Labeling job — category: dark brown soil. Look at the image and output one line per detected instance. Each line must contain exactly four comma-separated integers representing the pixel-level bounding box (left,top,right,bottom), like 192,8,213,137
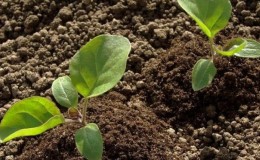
0,0,259,160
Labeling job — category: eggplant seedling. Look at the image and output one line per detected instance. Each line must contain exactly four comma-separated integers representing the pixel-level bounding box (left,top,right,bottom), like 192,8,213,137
0,35,131,160
177,0,260,91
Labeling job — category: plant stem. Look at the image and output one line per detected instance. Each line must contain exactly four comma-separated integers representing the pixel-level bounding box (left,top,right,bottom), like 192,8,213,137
82,98,88,125
209,38,216,61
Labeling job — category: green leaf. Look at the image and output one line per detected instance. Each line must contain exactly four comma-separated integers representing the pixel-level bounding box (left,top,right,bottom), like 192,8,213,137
177,0,231,38
69,34,131,98
215,38,247,56
192,59,217,91
0,96,64,143
52,76,78,108
234,39,260,58
75,123,103,160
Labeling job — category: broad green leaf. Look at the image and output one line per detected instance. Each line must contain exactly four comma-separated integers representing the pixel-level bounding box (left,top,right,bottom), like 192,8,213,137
0,96,64,143
192,59,217,91
177,0,231,38
75,123,103,160
69,34,131,98
215,38,247,56
234,39,260,58
52,76,78,108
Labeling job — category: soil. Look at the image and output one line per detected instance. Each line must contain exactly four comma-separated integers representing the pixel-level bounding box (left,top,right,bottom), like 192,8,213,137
0,0,259,160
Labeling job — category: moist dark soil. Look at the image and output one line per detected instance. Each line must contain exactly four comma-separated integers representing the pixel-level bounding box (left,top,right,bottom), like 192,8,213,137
0,0,260,160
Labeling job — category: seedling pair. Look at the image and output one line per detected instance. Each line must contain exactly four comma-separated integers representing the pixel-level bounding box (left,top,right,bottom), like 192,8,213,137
177,0,260,91
0,35,131,160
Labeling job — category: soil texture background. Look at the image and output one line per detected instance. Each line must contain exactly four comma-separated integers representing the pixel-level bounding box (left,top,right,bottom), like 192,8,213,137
0,0,260,160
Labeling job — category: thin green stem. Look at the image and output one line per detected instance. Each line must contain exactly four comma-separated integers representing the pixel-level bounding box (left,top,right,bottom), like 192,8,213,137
209,38,216,61
82,98,88,125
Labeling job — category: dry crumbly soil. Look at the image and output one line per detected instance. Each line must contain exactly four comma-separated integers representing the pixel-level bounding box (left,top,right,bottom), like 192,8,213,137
0,0,260,159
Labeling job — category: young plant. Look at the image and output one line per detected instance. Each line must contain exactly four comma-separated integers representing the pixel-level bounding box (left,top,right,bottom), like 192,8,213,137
177,0,260,91
0,35,131,160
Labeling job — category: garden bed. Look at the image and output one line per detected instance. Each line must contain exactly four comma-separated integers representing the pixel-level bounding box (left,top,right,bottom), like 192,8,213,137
0,0,259,159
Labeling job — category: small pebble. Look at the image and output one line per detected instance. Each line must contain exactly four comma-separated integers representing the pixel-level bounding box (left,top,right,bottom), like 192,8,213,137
240,149,247,156
166,128,175,135
136,81,145,89
240,117,249,126
3,104,12,109
5,155,14,160
212,133,222,142
0,107,7,113
236,1,246,12
254,116,260,122
57,25,67,34
179,137,187,143
24,15,39,28
238,105,248,115
58,7,73,21
32,32,41,41
218,115,225,122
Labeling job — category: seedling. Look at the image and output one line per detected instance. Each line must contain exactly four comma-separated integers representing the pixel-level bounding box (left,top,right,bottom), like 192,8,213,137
177,0,260,91
0,35,131,160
